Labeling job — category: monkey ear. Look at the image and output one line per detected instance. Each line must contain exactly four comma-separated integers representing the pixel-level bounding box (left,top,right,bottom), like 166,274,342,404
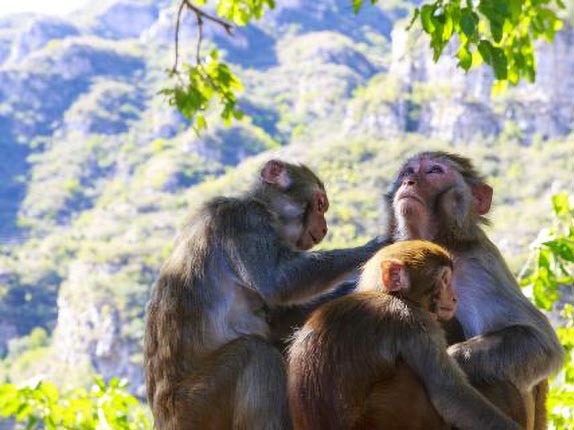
472,183,493,215
261,159,292,189
381,259,409,293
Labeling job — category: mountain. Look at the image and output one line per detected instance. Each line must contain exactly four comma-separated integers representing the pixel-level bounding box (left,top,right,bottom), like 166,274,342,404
0,0,573,395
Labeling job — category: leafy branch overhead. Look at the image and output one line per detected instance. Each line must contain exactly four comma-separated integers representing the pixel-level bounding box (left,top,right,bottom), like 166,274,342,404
165,0,565,131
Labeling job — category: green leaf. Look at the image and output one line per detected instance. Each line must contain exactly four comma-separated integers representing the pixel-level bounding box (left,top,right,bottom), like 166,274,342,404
490,19,504,43
196,114,207,131
507,0,522,23
39,382,60,403
442,13,454,41
352,0,363,14
553,192,571,216
545,239,574,263
457,45,473,71
94,376,106,391
538,248,551,269
478,40,507,79
430,37,447,62
491,47,508,79
421,4,437,34
460,8,479,41
478,40,494,65
478,0,507,43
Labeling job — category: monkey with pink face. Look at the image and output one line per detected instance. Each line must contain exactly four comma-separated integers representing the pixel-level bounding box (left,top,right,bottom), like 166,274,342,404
386,151,564,429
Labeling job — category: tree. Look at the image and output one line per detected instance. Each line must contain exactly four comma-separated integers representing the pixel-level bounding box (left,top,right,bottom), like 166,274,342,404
162,0,566,131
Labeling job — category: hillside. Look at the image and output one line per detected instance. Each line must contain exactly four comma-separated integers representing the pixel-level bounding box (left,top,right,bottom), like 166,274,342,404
0,0,573,395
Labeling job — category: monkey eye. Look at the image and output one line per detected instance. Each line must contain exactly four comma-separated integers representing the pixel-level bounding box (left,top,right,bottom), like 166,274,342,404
400,166,415,178
426,165,444,174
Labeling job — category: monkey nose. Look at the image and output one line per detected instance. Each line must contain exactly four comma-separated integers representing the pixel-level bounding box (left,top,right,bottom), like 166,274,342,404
404,179,416,186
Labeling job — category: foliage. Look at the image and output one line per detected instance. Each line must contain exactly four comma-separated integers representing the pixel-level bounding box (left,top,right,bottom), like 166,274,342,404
168,0,565,130
410,0,564,86
161,50,244,133
521,192,574,429
0,377,151,430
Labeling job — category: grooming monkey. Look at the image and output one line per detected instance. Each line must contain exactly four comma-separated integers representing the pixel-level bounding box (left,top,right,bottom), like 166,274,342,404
387,151,564,428
144,159,385,430
288,240,521,430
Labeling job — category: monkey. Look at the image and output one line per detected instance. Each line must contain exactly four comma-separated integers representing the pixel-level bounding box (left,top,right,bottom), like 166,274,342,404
144,159,386,430
288,240,522,430
385,151,564,429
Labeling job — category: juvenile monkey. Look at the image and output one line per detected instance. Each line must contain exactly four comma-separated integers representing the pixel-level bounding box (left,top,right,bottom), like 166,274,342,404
288,240,521,430
387,152,564,428
144,159,385,430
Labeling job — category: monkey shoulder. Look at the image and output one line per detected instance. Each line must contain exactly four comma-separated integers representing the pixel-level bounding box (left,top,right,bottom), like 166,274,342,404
293,292,443,375
453,245,558,337
306,292,437,339
200,196,277,237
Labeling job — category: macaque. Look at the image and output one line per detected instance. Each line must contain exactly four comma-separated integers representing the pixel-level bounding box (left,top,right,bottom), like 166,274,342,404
288,240,521,430
386,151,564,429
144,159,385,430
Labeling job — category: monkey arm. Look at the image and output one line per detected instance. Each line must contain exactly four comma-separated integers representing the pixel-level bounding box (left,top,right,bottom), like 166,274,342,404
451,251,564,390
447,324,565,390
233,231,386,306
400,320,522,430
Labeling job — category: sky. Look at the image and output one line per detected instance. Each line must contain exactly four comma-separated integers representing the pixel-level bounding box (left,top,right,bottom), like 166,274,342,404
0,0,91,17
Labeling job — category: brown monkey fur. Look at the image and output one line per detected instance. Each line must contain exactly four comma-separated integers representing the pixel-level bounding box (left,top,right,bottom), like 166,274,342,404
144,159,385,430
386,151,564,429
288,240,521,430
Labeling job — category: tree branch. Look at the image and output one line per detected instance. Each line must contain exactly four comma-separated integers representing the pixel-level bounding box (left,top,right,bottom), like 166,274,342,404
172,0,234,73
172,0,186,73
183,0,233,36
195,9,203,64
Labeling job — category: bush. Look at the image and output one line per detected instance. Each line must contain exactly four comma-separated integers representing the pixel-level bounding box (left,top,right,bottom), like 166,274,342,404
0,377,151,430
521,192,574,429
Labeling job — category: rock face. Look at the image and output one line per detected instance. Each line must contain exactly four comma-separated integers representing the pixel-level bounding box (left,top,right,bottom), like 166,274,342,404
91,1,159,40
0,321,18,357
381,25,574,144
52,260,145,395
7,16,79,63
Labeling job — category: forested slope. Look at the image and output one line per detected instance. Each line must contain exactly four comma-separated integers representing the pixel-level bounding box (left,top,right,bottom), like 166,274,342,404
0,0,573,395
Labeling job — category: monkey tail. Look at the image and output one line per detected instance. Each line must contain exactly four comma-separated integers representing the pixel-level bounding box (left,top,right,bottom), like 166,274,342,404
533,379,549,430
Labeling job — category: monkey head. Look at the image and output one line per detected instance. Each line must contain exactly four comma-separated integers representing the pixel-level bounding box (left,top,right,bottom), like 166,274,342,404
387,152,493,244
260,159,329,250
359,240,457,320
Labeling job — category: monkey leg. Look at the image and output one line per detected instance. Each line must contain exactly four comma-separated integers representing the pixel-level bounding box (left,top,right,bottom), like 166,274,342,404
473,380,530,429
226,337,291,430
356,361,448,430
233,336,291,430
172,336,290,430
